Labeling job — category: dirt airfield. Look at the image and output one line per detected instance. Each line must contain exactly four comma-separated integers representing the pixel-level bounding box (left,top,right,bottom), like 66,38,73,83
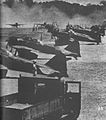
67,36,106,120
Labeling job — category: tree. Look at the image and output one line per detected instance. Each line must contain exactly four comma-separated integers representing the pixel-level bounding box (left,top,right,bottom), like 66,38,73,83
24,0,33,7
5,0,14,7
19,0,23,2
87,3,92,6
100,1,106,6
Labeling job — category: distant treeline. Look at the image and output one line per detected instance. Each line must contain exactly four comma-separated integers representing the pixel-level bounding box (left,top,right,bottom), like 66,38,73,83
3,0,33,7
3,0,106,17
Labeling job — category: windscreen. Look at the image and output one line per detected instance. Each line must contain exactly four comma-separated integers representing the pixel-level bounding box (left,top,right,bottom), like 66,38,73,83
66,82,80,93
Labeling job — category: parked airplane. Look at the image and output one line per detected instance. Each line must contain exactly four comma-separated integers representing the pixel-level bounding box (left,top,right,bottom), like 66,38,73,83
43,24,81,59
32,23,46,32
65,23,105,45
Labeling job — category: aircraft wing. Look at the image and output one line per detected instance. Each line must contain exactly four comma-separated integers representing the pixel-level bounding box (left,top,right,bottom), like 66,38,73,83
14,44,77,59
54,45,78,57
1,46,67,77
13,45,55,61
36,62,60,75
75,32,95,41
15,56,60,76
13,45,36,52
16,24,25,26
12,41,78,61
73,29,98,42
6,24,15,26
1,54,60,77
12,45,62,76
6,24,22,26
34,23,44,26
1,64,59,79
8,45,58,70
18,24,25,25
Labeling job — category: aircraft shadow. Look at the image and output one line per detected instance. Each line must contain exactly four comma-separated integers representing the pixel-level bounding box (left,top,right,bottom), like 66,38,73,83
84,43,96,45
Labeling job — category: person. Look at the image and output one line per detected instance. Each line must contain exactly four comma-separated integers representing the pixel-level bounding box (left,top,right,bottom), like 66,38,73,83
91,25,102,45
32,23,38,32
65,23,73,32
32,61,37,76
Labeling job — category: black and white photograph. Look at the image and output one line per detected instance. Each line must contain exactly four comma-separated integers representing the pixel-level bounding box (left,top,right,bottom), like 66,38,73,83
0,0,106,120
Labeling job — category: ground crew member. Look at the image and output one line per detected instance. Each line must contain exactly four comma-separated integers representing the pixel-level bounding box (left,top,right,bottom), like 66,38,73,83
32,61,37,76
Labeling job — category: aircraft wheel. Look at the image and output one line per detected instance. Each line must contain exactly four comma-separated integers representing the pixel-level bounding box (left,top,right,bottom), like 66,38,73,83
97,42,99,45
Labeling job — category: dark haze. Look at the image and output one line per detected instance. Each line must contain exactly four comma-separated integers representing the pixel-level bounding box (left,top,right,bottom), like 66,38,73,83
1,1,106,28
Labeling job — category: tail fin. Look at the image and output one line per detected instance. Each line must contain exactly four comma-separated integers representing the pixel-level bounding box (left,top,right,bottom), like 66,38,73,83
46,52,68,77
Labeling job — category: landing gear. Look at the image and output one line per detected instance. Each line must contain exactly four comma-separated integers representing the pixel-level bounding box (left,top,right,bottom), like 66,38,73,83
97,42,99,45
97,34,101,45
